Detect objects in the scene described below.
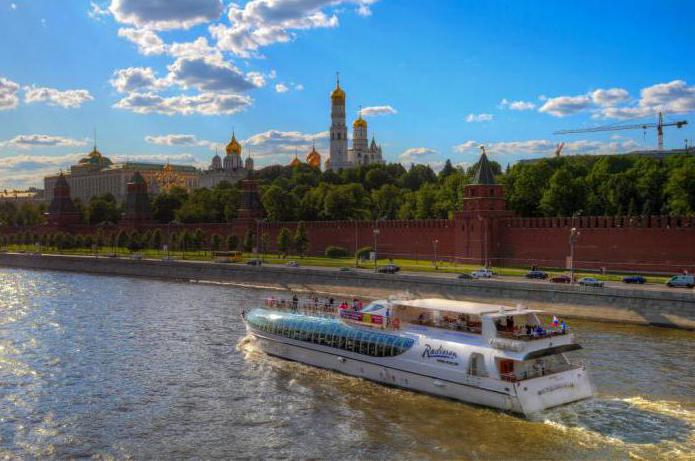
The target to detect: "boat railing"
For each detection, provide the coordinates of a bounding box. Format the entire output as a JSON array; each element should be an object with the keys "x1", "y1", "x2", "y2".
[
  {"x1": 496, "y1": 328, "x2": 569, "y2": 341},
  {"x1": 500, "y1": 361, "x2": 585, "y2": 382},
  {"x1": 264, "y1": 298, "x2": 339, "y2": 318}
]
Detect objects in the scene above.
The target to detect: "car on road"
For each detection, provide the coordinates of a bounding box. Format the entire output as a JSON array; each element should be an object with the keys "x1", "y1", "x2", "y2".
[
  {"x1": 525, "y1": 270, "x2": 548, "y2": 280},
  {"x1": 549, "y1": 274, "x2": 572, "y2": 284},
  {"x1": 246, "y1": 259, "x2": 263, "y2": 266},
  {"x1": 578, "y1": 277, "x2": 604, "y2": 287},
  {"x1": 471, "y1": 268, "x2": 494, "y2": 279},
  {"x1": 339, "y1": 267, "x2": 352, "y2": 272},
  {"x1": 377, "y1": 264, "x2": 400, "y2": 274},
  {"x1": 666, "y1": 274, "x2": 695, "y2": 288},
  {"x1": 623, "y1": 275, "x2": 646, "y2": 284},
  {"x1": 130, "y1": 253, "x2": 143, "y2": 260},
  {"x1": 286, "y1": 261, "x2": 300, "y2": 268},
  {"x1": 457, "y1": 273, "x2": 473, "y2": 280}
]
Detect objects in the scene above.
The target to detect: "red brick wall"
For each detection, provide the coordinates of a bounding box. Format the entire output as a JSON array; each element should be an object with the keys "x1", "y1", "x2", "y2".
[
  {"x1": 259, "y1": 219, "x2": 457, "y2": 261},
  {"x1": 3, "y1": 214, "x2": 695, "y2": 273},
  {"x1": 495, "y1": 216, "x2": 695, "y2": 273}
]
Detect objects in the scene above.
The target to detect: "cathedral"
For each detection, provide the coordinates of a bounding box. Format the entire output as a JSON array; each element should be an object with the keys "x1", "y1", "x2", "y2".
[
  {"x1": 327, "y1": 76, "x2": 384, "y2": 170},
  {"x1": 199, "y1": 133, "x2": 253, "y2": 188}
]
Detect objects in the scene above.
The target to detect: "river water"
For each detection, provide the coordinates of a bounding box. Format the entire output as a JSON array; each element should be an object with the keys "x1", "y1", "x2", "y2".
[{"x1": 0, "y1": 268, "x2": 693, "y2": 460}]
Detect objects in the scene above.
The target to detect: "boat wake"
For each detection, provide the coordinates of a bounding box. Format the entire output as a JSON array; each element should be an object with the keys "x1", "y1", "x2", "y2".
[{"x1": 541, "y1": 396, "x2": 695, "y2": 460}]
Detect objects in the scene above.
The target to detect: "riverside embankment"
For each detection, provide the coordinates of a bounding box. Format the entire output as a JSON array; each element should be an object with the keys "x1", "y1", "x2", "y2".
[{"x1": 1, "y1": 252, "x2": 693, "y2": 330}]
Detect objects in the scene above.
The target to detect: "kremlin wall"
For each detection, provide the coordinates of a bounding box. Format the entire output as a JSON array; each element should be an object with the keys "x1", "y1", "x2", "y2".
[{"x1": 4, "y1": 148, "x2": 695, "y2": 275}]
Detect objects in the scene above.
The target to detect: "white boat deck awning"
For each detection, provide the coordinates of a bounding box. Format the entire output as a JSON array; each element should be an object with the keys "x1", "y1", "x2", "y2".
[{"x1": 392, "y1": 298, "x2": 538, "y2": 316}]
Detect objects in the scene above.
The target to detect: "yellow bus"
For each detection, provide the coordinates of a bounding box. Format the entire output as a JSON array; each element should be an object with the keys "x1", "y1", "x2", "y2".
[{"x1": 213, "y1": 251, "x2": 243, "y2": 263}]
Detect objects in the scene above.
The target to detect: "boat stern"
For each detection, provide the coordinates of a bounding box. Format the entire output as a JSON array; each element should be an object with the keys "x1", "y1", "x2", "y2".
[{"x1": 513, "y1": 365, "x2": 593, "y2": 415}]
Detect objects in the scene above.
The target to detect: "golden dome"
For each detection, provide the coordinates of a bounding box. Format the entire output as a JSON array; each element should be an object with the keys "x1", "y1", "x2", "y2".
[
  {"x1": 331, "y1": 85, "x2": 345, "y2": 102},
  {"x1": 289, "y1": 156, "x2": 302, "y2": 167},
  {"x1": 353, "y1": 115, "x2": 367, "y2": 129},
  {"x1": 225, "y1": 133, "x2": 242, "y2": 156},
  {"x1": 306, "y1": 145, "x2": 321, "y2": 168}
]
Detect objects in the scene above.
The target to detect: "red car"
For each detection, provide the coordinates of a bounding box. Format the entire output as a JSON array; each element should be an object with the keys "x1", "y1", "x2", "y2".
[{"x1": 549, "y1": 275, "x2": 572, "y2": 284}]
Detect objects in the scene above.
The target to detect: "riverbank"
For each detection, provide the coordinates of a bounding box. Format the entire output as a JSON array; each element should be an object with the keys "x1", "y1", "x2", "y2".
[{"x1": 1, "y1": 252, "x2": 693, "y2": 330}]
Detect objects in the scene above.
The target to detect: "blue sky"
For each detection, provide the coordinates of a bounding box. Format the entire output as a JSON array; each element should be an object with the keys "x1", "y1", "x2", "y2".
[{"x1": 1, "y1": 0, "x2": 695, "y2": 189}]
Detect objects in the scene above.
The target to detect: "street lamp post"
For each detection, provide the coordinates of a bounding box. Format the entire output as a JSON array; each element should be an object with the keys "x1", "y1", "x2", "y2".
[
  {"x1": 569, "y1": 227, "x2": 580, "y2": 283},
  {"x1": 433, "y1": 239, "x2": 439, "y2": 270},
  {"x1": 354, "y1": 220, "x2": 359, "y2": 268},
  {"x1": 373, "y1": 228, "x2": 380, "y2": 272}
]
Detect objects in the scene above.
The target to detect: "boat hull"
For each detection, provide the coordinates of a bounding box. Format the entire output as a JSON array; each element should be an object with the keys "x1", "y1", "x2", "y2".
[
  {"x1": 244, "y1": 317, "x2": 593, "y2": 416},
  {"x1": 246, "y1": 324, "x2": 529, "y2": 414}
]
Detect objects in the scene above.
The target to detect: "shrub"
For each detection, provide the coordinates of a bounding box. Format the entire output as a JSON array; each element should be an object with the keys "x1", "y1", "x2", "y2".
[
  {"x1": 325, "y1": 246, "x2": 348, "y2": 258},
  {"x1": 226, "y1": 234, "x2": 239, "y2": 250},
  {"x1": 356, "y1": 246, "x2": 373, "y2": 260}
]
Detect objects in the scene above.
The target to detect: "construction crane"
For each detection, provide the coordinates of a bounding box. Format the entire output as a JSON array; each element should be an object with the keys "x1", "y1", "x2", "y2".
[
  {"x1": 554, "y1": 142, "x2": 565, "y2": 157},
  {"x1": 554, "y1": 112, "x2": 688, "y2": 151}
]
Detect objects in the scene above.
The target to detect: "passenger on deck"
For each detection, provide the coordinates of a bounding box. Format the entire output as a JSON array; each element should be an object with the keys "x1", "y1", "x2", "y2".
[
  {"x1": 561, "y1": 320, "x2": 567, "y2": 334},
  {"x1": 417, "y1": 312, "x2": 426, "y2": 324},
  {"x1": 292, "y1": 295, "x2": 299, "y2": 312}
]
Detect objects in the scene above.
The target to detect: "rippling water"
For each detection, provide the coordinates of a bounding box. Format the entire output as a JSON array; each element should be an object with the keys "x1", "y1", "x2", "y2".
[{"x1": 0, "y1": 269, "x2": 693, "y2": 460}]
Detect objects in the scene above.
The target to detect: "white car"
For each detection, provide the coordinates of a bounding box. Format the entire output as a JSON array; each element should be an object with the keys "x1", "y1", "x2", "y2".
[
  {"x1": 578, "y1": 277, "x2": 604, "y2": 287},
  {"x1": 471, "y1": 268, "x2": 494, "y2": 279}
]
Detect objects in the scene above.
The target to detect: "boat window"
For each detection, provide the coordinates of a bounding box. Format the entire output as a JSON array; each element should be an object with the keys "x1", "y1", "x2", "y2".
[
  {"x1": 246, "y1": 309, "x2": 414, "y2": 358},
  {"x1": 469, "y1": 352, "x2": 487, "y2": 377},
  {"x1": 361, "y1": 303, "x2": 385, "y2": 313}
]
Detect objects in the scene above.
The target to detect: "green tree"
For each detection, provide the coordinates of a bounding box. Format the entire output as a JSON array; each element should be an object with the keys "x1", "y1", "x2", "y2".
[
  {"x1": 371, "y1": 184, "x2": 402, "y2": 219},
  {"x1": 294, "y1": 221, "x2": 309, "y2": 257},
  {"x1": 151, "y1": 228, "x2": 163, "y2": 249},
  {"x1": 277, "y1": 228, "x2": 292, "y2": 257},
  {"x1": 226, "y1": 234, "x2": 239, "y2": 250},
  {"x1": 87, "y1": 193, "x2": 120, "y2": 225},
  {"x1": 211, "y1": 233, "x2": 222, "y2": 251},
  {"x1": 116, "y1": 230, "x2": 129, "y2": 249},
  {"x1": 665, "y1": 158, "x2": 695, "y2": 215},
  {"x1": 152, "y1": 187, "x2": 188, "y2": 223},
  {"x1": 242, "y1": 229, "x2": 255, "y2": 253}
]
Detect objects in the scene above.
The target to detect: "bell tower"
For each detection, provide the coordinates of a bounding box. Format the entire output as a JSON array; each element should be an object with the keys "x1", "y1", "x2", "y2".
[{"x1": 328, "y1": 73, "x2": 349, "y2": 170}]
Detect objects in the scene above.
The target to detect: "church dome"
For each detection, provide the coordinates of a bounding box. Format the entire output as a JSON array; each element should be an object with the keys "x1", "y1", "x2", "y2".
[
  {"x1": 289, "y1": 156, "x2": 302, "y2": 167},
  {"x1": 226, "y1": 133, "x2": 242, "y2": 156},
  {"x1": 331, "y1": 83, "x2": 345, "y2": 102},
  {"x1": 78, "y1": 146, "x2": 112, "y2": 167},
  {"x1": 353, "y1": 115, "x2": 367, "y2": 129},
  {"x1": 306, "y1": 144, "x2": 321, "y2": 168}
]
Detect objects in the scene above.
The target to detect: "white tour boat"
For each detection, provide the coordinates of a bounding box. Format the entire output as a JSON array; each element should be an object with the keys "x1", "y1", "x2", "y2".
[{"x1": 242, "y1": 296, "x2": 593, "y2": 415}]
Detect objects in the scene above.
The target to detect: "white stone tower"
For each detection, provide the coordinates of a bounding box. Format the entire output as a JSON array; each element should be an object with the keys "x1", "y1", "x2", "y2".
[
  {"x1": 351, "y1": 108, "x2": 368, "y2": 164},
  {"x1": 328, "y1": 74, "x2": 349, "y2": 170}
]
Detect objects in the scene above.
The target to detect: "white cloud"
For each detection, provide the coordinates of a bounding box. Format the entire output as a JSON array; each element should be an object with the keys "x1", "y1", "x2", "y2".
[
  {"x1": 88, "y1": 2, "x2": 109, "y2": 20},
  {"x1": 167, "y1": 57, "x2": 261, "y2": 92},
  {"x1": 598, "y1": 80, "x2": 695, "y2": 119},
  {"x1": 242, "y1": 129, "x2": 328, "y2": 161},
  {"x1": 294, "y1": 83, "x2": 304, "y2": 91},
  {"x1": 0, "y1": 77, "x2": 20, "y2": 110},
  {"x1": 109, "y1": 0, "x2": 223, "y2": 30},
  {"x1": 0, "y1": 153, "x2": 85, "y2": 189},
  {"x1": 453, "y1": 139, "x2": 640, "y2": 157},
  {"x1": 538, "y1": 95, "x2": 592, "y2": 117},
  {"x1": 361, "y1": 105, "x2": 397, "y2": 117},
  {"x1": 113, "y1": 91, "x2": 252, "y2": 116},
  {"x1": 275, "y1": 83, "x2": 289, "y2": 93},
  {"x1": 539, "y1": 81, "x2": 695, "y2": 120},
  {"x1": 168, "y1": 36, "x2": 220, "y2": 60},
  {"x1": 117, "y1": 28, "x2": 167, "y2": 55},
  {"x1": 24, "y1": 86, "x2": 94, "y2": 109},
  {"x1": 590, "y1": 88, "x2": 629, "y2": 107},
  {"x1": 2, "y1": 134, "x2": 88, "y2": 149},
  {"x1": 399, "y1": 147, "x2": 437, "y2": 163},
  {"x1": 210, "y1": 0, "x2": 376, "y2": 57},
  {"x1": 111, "y1": 67, "x2": 168, "y2": 93},
  {"x1": 144, "y1": 134, "x2": 210, "y2": 147},
  {"x1": 500, "y1": 98, "x2": 536, "y2": 111},
  {"x1": 465, "y1": 113, "x2": 494, "y2": 122},
  {"x1": 10, "y1": 3, "x2": 17, "y2": 10}
]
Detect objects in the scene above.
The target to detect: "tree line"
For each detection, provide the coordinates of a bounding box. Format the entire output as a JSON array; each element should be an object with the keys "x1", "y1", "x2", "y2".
[{"x1": 2, "y1": 153, "x2": 694, "y2": 228}]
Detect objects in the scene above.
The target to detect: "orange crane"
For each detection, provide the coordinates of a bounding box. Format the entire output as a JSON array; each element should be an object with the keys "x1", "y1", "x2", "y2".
[{"x1": 554, "y1": 112, "x2": 688, "y2": 151}]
